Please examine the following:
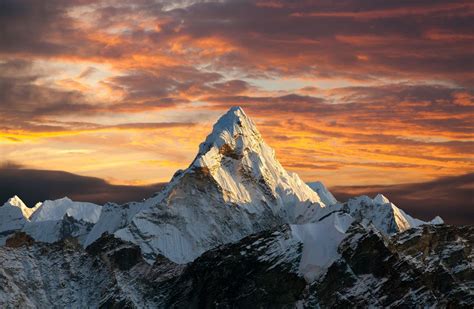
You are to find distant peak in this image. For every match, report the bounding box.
[57,197,72,202]
[42,197,72,204]
[5,195,27,208]
[430,216,444,225]
[307,181,338,206]
[373,194,390,205]
[8,195,22,202]
[2,195,40,219]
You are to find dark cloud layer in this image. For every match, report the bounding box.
[0,166,165,206]
[159,0,474,83]
[1,0,472,83]
[1,165,471,225]
[331,173,474,225]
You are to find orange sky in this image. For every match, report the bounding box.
[0,0,473,187]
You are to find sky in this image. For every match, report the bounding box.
[0,1,473,222]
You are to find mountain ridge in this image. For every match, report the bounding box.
[0,106,464,308]
[0,107,444,261]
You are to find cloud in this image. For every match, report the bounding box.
[0,0,472,187]
[152,0,474,83]
[331,173,474,225]
[0,60,200,135]
[0,59,100,124]
[205,83,474,141]
[2,0,472,83]
[0,164,165,206]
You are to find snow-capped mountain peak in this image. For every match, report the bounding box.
[192,106,269,177]
[307,181,338,206]
[194,106,263,161]
[373,193,390,205]
[9,197,103,245]
[0,195,41,244]
[189,106,325,213]
[0,107,455,308]
[113,106,329,263]
[0,107,444,269]
[30,197,101,223]
[430,216,444,225]
[343,194,443,235]
[5,195,26,208]
[3,195,40,219]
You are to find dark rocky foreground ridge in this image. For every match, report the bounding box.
[0,222,472,308]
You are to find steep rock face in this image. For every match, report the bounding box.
[5,232,35,248]
[0,223,471,308]
[114,107,327,263]
[0,238,114,308]
[0,234,181,308]
[305,224,474,308]
[165,225,306,308]
[393,224,474,297]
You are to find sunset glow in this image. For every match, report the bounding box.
[1,0,472,188]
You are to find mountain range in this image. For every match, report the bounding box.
[0,107,471,308]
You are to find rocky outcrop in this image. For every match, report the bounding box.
[165,226,306,308]
[1,223,471,308]
[5,232,34,248]
[307,224,474,308]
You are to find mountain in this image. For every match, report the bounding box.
[0,196,40,244]
[111,107,327,263]
[341,194,444,235]
[30,197,101,223]
[0,106,466,308]
[0,196,101,245]
[84,201,147,247]
[25,197,101,244]
[6,195,40,219]
[307,181,338,206]
[0,220,471,307]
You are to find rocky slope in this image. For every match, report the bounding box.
[307,224,474,307]
[0,221,471,308]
